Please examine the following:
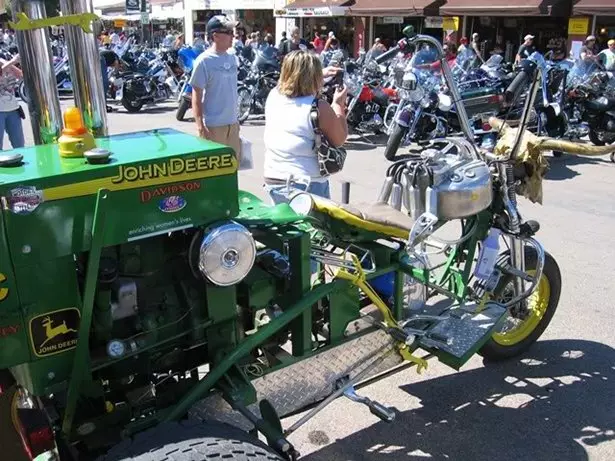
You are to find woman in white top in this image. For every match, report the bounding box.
[0,56,24,150]
[263,50,347,203]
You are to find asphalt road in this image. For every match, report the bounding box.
[7,99,615,461]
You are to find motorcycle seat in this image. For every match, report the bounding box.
[309,195,413,239]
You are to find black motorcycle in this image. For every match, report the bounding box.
[237,47,280,124]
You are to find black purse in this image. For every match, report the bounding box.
[310,98,347,177]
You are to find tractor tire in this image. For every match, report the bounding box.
[176,97,191,122]
[98,421,284,461]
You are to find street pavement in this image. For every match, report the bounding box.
[10,99,615,461]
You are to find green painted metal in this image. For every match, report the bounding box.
[164,281,339,422]
[62,189,109,436]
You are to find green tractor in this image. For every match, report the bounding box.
[19,13,615,460]
[0,116,566,461]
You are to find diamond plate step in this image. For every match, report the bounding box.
[418,301,507,370]
[189,329,404,431]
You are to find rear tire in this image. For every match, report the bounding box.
[122,92,143,113]
[176,97,191,121]
[18,81,28,104]
[99,421,283,461]
[588,129,614,146]
[480,248,561,361]
[384,123,408,161]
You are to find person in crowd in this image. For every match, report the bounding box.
[100,47,120,113]
[234,27,245,47]
[245,32,256,48]
[263,50,348,202]
[321,38,341,67]
[458,36,468,53]
[323,31,336,52]
[470,32,485,63]
[0,55,24,150]
[312,32,324,53]
[263,33,277,50]
[598,39,615,70]
[580,35,599,61]
[280,27,308,57]
[174,33,185,50]
[190,15,241,163]
[251,31,262,49]
[278,31,288,50]
[516,34,536,63]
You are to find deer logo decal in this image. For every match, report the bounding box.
[40,315,78,347]
[30,308,81,357]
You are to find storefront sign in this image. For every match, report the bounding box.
[442,17,459,31]
[424,17,443,29]
[114,19,126,27]
[126,0,140,15]
[380,16,403,25]
[141,12,150,24]
[274,6,346,17]
[568,17,589,36]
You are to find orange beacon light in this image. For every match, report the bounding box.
[58,107,96,158]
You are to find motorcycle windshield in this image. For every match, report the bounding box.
[566,59,603,88]
[252,47,279,72]
[178,47,198,71]
[407,49,440,88]
[453,48,480,75]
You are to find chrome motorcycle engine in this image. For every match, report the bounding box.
[379,138,493,221]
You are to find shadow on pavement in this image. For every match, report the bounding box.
[546,154,612,181]
[303,339,615,461]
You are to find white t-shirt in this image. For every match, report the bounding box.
[263,88,325,183]
[0,63,20,113]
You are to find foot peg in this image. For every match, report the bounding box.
[343,385,396,423]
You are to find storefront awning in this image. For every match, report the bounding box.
[274,0,350,17]
[572,0,615,16]
[440,0,560,16]
[348,0,443,17]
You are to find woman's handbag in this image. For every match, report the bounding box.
[310,98,347,177]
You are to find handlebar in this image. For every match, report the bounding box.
[374,45,401,64]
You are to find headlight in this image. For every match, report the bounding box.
[199,221,256,286]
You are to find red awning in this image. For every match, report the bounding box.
[440,0,557,16]
[572,0,615,16]
[348,0,442,16]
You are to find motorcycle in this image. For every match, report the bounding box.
[237,47,280,124]
[564,60,615,147]
[344,59,399,135]
[382,46,514,160]
[175,46,200,121]
[111,53,173,113]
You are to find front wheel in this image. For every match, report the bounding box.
[588,129,615,146]
[18,81,28,104]
[384,123,409,161]
[237,87,252,124]
[480,248,561,361]
[176,97,191,121]
[98,421,283,461]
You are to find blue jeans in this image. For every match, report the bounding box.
[263,180,331,205]
[100,55,109,98]
[0,109,25,151]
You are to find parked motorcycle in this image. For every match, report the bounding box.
[565,60,615,146]
[19,53,72,103]
[237,47,280,124]
[382,47,514,160]
[175,46,200,121]
[344,59,399,135]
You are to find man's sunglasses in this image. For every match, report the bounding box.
[214,30,233,36]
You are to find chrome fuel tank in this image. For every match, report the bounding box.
[395,144,493,221]
[427,158,493,220]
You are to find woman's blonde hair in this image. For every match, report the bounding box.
[278,50,323,98]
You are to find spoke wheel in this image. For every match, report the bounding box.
[479,248,561,361]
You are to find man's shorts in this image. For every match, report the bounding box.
[207,123,241,163]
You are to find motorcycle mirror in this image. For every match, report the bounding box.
[402,25,416,39]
